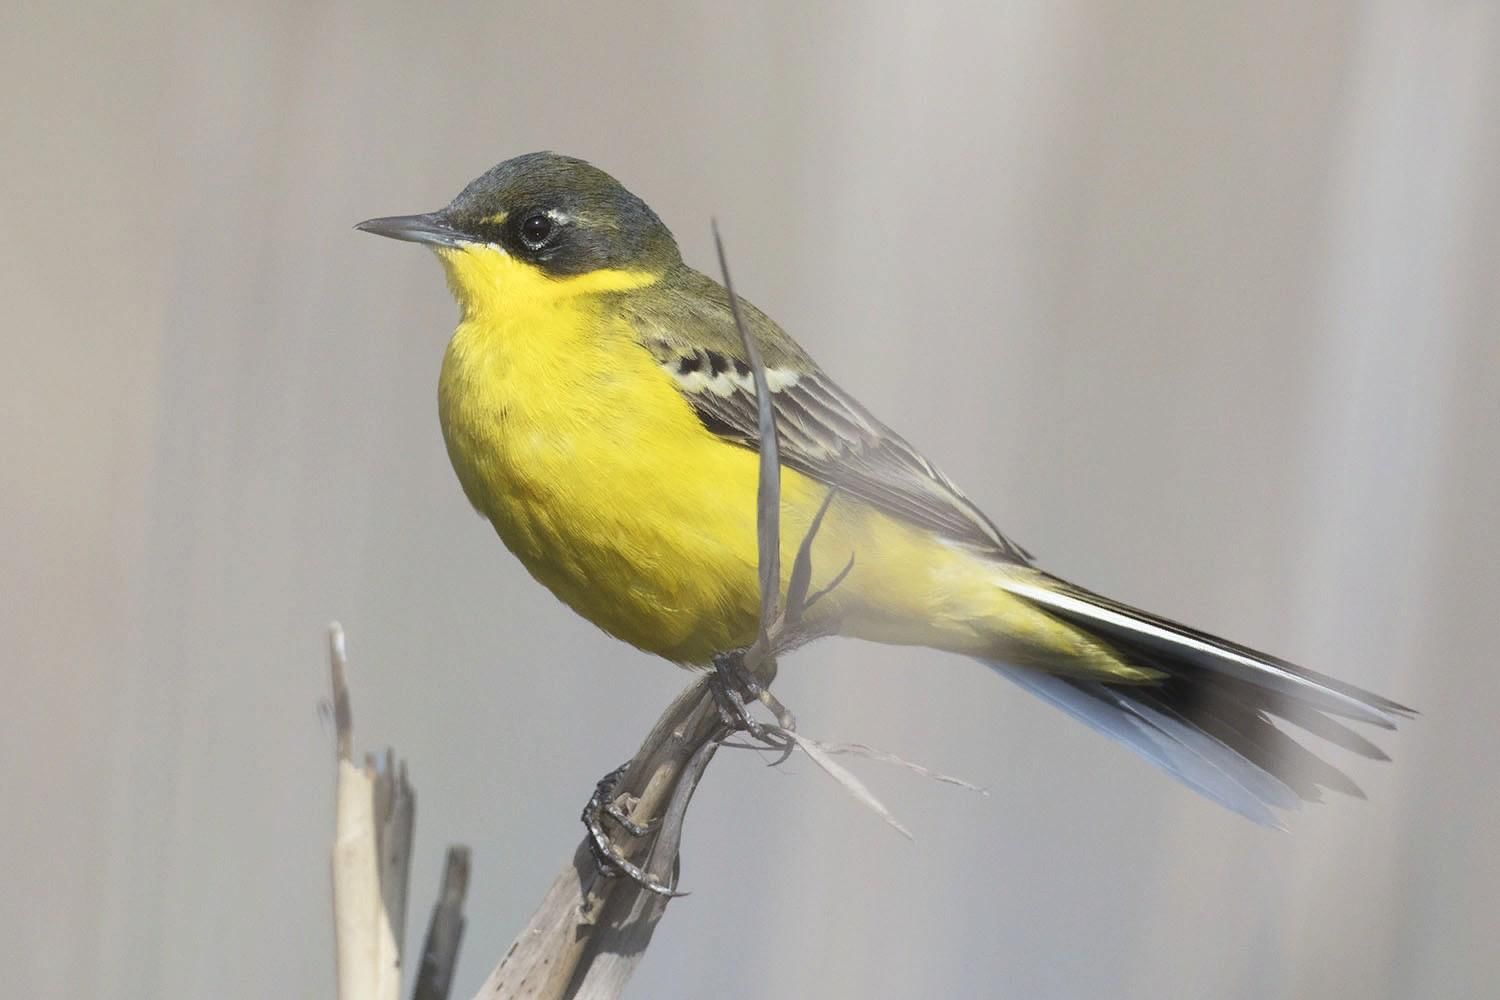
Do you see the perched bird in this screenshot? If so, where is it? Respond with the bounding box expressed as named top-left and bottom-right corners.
top-left (358, 151), bottom-right (1409, 825)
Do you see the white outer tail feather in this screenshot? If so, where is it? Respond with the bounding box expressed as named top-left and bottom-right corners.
top-left (999, 578), bottom-right (1399, 728)
top-left (985, 575), bottom-right (1410, 823)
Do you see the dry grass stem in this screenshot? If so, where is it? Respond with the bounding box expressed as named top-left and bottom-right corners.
top-left (329, 623), bottom-right (470, 1000)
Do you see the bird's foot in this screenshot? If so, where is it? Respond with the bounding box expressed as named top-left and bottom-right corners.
top-left (581, 761), bottom-right (680, 898)
top-left (709, 651), bottom-right (796, 739)
top-left (709, 651), bottom-right (769, 739)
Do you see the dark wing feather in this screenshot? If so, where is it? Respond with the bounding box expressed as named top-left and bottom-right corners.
top-left (622, 269), bottom-right (1031, 563)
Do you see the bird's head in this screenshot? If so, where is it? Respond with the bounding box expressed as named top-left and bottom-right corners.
top-left (357, 151), bottom-right (681, 314)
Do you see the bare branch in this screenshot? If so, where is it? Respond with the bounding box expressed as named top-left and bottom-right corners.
top-left (378, 751), bottom-right (416, 965)
top-left (414, 846), bottom-right (471, 1000)
top-left (331, 624), bottom-right (353, 763)
top-left (330, 623), bottom-right (406, 1000)
top-left (329, 623), bottom-right (466, 1000)
top-left (473, 681), bottom-right (723, 998)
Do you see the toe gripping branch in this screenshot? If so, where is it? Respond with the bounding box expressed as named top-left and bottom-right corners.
top-left (582, 761), bottom-right (680, 898)
top-left (580, 649), bottom-right (799, 900)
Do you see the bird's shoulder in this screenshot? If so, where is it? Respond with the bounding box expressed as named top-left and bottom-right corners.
top-left (611, 266), bottom-right (1032, 563)
top-left (615, 267), bottom-right (809, 369)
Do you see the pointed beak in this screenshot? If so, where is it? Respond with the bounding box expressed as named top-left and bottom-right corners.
top-left (354, 212), bottom-right (467, 248)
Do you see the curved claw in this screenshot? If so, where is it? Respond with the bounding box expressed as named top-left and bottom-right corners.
top-left (584, 809), bottom-right (684, 897)
top-left (763, 737), bottom-right (797, 767)
top-left (579, 761), bottom-right (683, 898)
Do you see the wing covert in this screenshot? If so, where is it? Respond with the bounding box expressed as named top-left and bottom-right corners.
top-left (622, 271), bottom-right (1031, 563)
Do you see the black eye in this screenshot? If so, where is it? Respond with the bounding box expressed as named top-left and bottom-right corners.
top-left (520, 212), bottom-right (553, 249)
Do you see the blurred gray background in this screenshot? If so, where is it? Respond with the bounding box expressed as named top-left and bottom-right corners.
top-left (4, 2), bottom-right (1497, 997)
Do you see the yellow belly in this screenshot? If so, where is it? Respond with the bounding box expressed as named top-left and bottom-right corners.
top-left (436, 296), bottom-right (991, 662)
top-left (431, 249), bottom-right (1136, 675)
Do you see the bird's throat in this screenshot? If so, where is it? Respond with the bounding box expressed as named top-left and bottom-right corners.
top-left (433, 245), bottom-right (659, 321)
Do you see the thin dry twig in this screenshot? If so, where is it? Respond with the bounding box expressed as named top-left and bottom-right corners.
top-left (802, 741), bottom-right (988, 795)
top-left (714, 221), bottom-right (782, 661)
top-left (414, 846), bottom-right (472, 1000)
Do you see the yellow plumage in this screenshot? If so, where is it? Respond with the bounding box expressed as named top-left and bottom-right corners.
top-left (433, 244), bottom-right (1134, 675)
top-left (357, 151), bottom-right (1408, 825)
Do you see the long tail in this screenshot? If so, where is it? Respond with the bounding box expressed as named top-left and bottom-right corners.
top-left (986, 573), bottom-right (1415, 826)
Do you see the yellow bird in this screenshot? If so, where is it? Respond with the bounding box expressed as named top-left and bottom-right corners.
top-left (358, 151), bottom-right (1409, 825)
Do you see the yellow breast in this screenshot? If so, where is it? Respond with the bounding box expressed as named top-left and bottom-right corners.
top-left (434, 245), bottom-right (781, 661)
top-left (428, 243), bottom-right (1071, 668)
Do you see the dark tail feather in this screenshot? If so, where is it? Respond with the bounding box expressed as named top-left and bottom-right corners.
top-left (987, 575), bottom-right (1413, 825)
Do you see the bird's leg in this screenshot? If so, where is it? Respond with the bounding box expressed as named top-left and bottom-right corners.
top-left (709, 650), bottom-right (771, 740)
top-left (580, 761), bottom-right (678, 898)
